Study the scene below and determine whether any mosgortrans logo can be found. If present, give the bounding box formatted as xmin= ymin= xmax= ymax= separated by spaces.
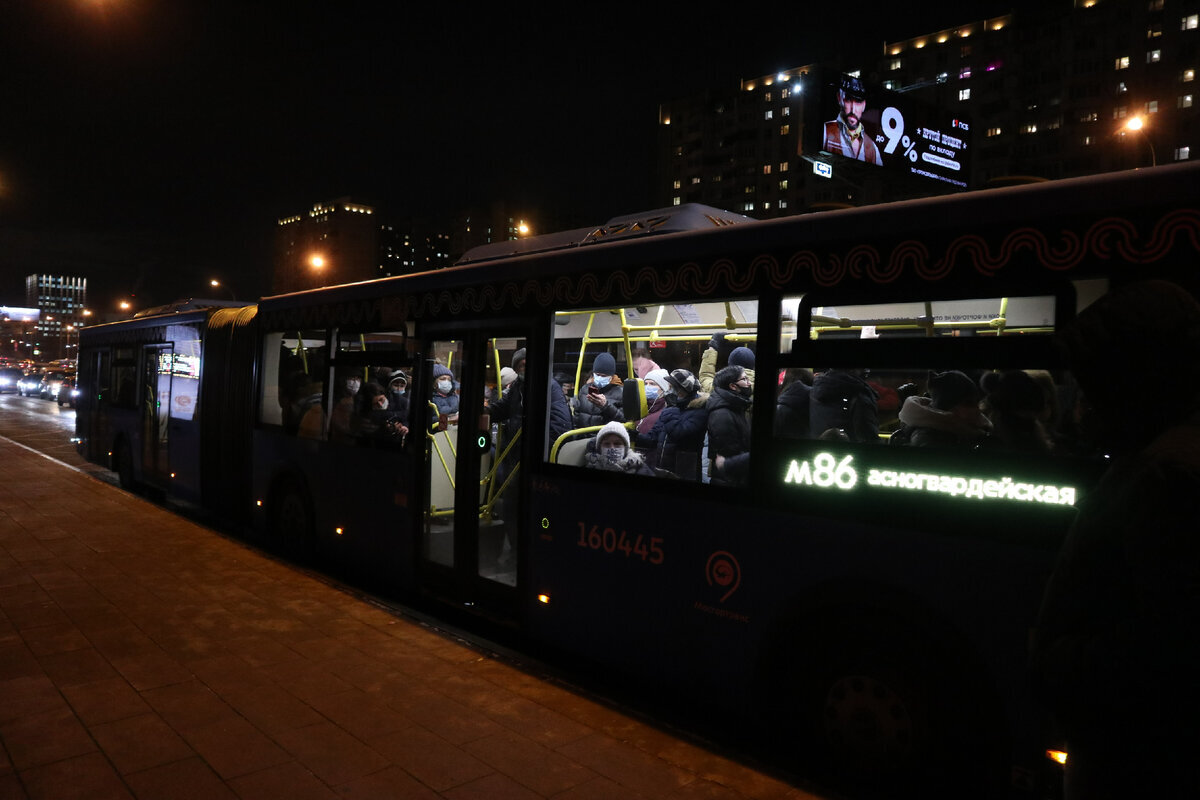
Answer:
xmin=783 ymin=453 xmax=1077 ymax=507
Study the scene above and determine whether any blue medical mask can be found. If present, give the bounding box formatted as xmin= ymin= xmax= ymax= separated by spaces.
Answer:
xmin=645 ymin=384 xmax=661 ymax=401
xmin=436 ymin=378 xmax=452 ymax=393
xmin=593 ymin=374 xmax=611 ymax=388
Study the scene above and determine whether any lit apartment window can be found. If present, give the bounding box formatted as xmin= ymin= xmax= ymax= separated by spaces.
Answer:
xmin=1080 ymin=111 xmax=1099 ymax=122
xmin=1180 ymin=94 xmax=1194 ymax=108
xmin=959 ymin=88 xmax=971 ymax=101
xmin=782 ymin=106 xmax=790 ymax=116
xmin=1184 ymin=14 xmax=1199 ymax=30
xmin=889 ymin=59 xmax=902 ymax=70
xmin=764 ymin=92 xmax=772 ymax=102
xmin=672 ymin=180 xmax=681 ymax=189
xmin=883 ymin=80 xmax=898 ymax=90
xmin=1148 ymin=49 xmax=1162 ymax=63
xmin=1083 ymin=135 xmax=1095 ymax=146
xmin=1021 ymin=123 xmax=1038 ymax=134
xmin=673 ymin=197 xmax=681 ymax=206
xmin=1118 ymin=81 xmax=1129 ymax=94
xmin=691 ymin=176 xmax=701 ymax=184
xmin=959 ymin=66 xmax=972 ymax=79
xmin=779 ymin=179 xmax=789 ymax=190
xmin=780 ymin=200 xmax=789 ymax=209
xmin=1116 ymin=56 xmax=1130 ymax=69
xmin=763 ymin=165 xmax=773 ymax=175
xmin=1176 ymin=146 xmax=1191 ymax=160
xmin=1148 ymin=24 xmax=1163 ymax=38
xmin=1147 ymin=100 xmax=1159 ymax=113
xmin=780 ymin=124 xmax=790 ymax=135
xmin=1184 ymin=69 xmax=1196 ymax=82
xmin=780 ymin=161 xmax=789 ymax=172
xmin=743 ymin=203 xmax=755 ymax=212
xmin=765 ymin=110 xmax=774 ymax=120
xmin=987 ymin=127 xmax=1002 ymax=137
xmin=781 ymin=88 xmax=791 ymax=99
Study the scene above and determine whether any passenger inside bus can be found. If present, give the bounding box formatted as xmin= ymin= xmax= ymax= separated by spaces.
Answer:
xmin=639 ymin=368 xmax=707 ymax=480
xmin=431 ymin=364 xmax=459 ymax=425
xmin=584 ymin=421 xmax=655 ymax=475
xmin=890 ymin=370 xmax=993 ymax=448
xmin=707 ymin=364 xmax=753 ymax=485
xmin=809 ymin=368 xmax=879 ymax=443
xmin=978 ymin=369 xmax=1054 ymax=453
xmin=328 ymin=369 xmax=363 ymax=443
xmin=570 ymin=352 xmax=624 ymax=428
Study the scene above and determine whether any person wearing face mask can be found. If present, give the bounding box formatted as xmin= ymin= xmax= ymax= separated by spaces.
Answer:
xmin=644 ymin=368 xmax=708 ymax=480
xmin=385 ymin=370 xmax=410 ymax=425
xmin=706 ymin=364 xmax=753 ymax=485
xmin=328 ymin=369 xmax=364 ymax=443
xmin=634 ymin=368 xmax=672 ymax=445
xmin=570 ymin=352 xmax=624 ymax=428
xmin=584 ymin=421 xmax=655 ymax=475
xmin=431 ymin=363 xmax=460 ymax=420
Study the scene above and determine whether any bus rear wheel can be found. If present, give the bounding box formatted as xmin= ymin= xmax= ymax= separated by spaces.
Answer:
xmin=113 ymin=441 xmax=135 ymax=491
xmin=269 ymin=478 xmax=315 ymax=563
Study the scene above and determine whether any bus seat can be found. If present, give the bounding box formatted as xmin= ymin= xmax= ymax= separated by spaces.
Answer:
xmin=555 ymin=439 xmax=590 ymax=467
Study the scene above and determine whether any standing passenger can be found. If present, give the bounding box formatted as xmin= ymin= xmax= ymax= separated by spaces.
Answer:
xmin=646 ymin=368 xmax=708 ymax=479
xmin=707 ymin=364 xmax=753 ymax=485
xmin=570 ymin=352 xmax=624 ymax=428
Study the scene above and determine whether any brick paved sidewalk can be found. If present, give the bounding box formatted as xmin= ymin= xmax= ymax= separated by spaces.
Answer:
xmin=0 ymin=439 xmax=821 ymax=800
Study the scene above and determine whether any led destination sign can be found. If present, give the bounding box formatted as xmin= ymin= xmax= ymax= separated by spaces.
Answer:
xmin=803 ymin=70 xmax=972 ymax=190
xmin=784 ymin=452 xmax=1077 ymax=507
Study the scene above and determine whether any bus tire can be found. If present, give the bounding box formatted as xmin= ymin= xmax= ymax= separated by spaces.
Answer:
xmin=113 ymin=440 xmax=135 ymax=491
xmin=269 ymin=477 xmax=315 ymax=563
xmin=769 ymin=613 xmax=1005 ymax=799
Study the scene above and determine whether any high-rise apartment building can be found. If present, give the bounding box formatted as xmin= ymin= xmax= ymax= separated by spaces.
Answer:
xmin=24 ymin=274 xmax=86 ymax=361
xmin=657 ymin=1 xmax=1198 ymax=216
xmin=273 ymin=198 xmax=379 ymax=294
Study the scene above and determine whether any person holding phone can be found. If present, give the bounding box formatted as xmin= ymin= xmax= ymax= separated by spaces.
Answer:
xmin=570 ymin=352 xmax=625 ymax=428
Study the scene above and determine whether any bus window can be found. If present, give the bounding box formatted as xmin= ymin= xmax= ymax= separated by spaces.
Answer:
xmin=328 ymin=329 xmax=414 ymax=447
xmin=260 ymin=330 xmax=328 ymax=435
xmin=549 ymin=298 xmax=759 ymax=485
xmin=166 ymin=324 xmax=201 ymax=421
xmin=111 ymin=347 xmax=137 ymax=409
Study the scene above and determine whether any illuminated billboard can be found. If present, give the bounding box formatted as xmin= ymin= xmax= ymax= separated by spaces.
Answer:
xmin=802 ymin=69 xmax=971 ymax=190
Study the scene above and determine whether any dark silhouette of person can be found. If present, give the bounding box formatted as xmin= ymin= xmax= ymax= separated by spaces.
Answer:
xmin=1031 ymin=280 xmax=1200 ymax=798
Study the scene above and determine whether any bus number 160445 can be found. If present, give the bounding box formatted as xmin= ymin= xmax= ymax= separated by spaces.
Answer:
xmin=577 ymin=523 xmax=665 ymax=565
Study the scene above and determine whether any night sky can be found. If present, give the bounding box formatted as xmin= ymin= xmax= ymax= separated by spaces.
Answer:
xmin=0 ymin=1 xmax=1019 ymax=311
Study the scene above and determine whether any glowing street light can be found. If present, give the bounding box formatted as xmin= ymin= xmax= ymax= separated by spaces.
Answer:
xmin=309 ymin=254 xmax=326 ymax=270
xmin=1122 ymin=115 xmax=1157 ymax=167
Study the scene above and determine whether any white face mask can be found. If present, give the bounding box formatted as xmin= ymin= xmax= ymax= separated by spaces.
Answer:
xmin=345 ymin=379 xmax=361 ymax=395
xmin=602 ymin=446 xmax=624 ymax=463
xmin=437 ymin=378 xmax=452 ymax=393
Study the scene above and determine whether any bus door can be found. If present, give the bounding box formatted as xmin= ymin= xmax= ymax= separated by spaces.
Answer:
xmin=421 ymin=329 xmax=529 ymax=613
xmin=140 ymin=343 xmax=172 ymax=488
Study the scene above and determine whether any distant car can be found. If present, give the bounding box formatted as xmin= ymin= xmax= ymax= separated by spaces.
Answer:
xmin=57 ymin=374 xmax=79 ymax=408
xmin=0 ymin=367 xmax=22 ymax=393
xmin=17 ymin=372 xmax=43 ymax=396
xmin=38 ymin=370 xmax=69 ymax=401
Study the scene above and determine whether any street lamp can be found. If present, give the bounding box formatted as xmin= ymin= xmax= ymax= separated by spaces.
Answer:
xmin=209 ymin=279 xmax=236 ymax=300
xmin=309 ymin=254 xmax=326 ymax=270
xmin=1123 ymin=115 xmax=1157 ymax=167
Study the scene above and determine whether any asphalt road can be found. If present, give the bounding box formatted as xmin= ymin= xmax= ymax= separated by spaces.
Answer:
xmin=0 ymin=391 xmax=107 ymax=477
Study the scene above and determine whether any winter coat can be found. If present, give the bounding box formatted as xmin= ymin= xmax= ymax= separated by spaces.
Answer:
xmin=809 ymin=371 xmax=879 ymax=443
xmin=890 ymin=395 xmax=992 ymax=448
xmin=706 ymin=386 xmax=752 ymax=484
xmin=570 ymin=378 xmax=624 ymax=428
xmin=635 ymin=395 xmax=668 ymax=439
xmin=699 ymin=346 xmax=756 ymax=394
xmin=583 ymin=441 xmax=656 ymax=475
xmin=644 ymin=391 xmax=709 ymax=480
xmin=775 ymin=380 xmax=812 ymax=438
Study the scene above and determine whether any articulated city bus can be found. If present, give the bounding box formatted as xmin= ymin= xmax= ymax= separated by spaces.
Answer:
xmin=76 ymin=164 xmax=1200 ymax=797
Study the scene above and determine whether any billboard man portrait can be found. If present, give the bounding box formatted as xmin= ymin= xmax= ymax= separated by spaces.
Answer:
xmin=823 ymin=75 xmax=883 ymax=165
